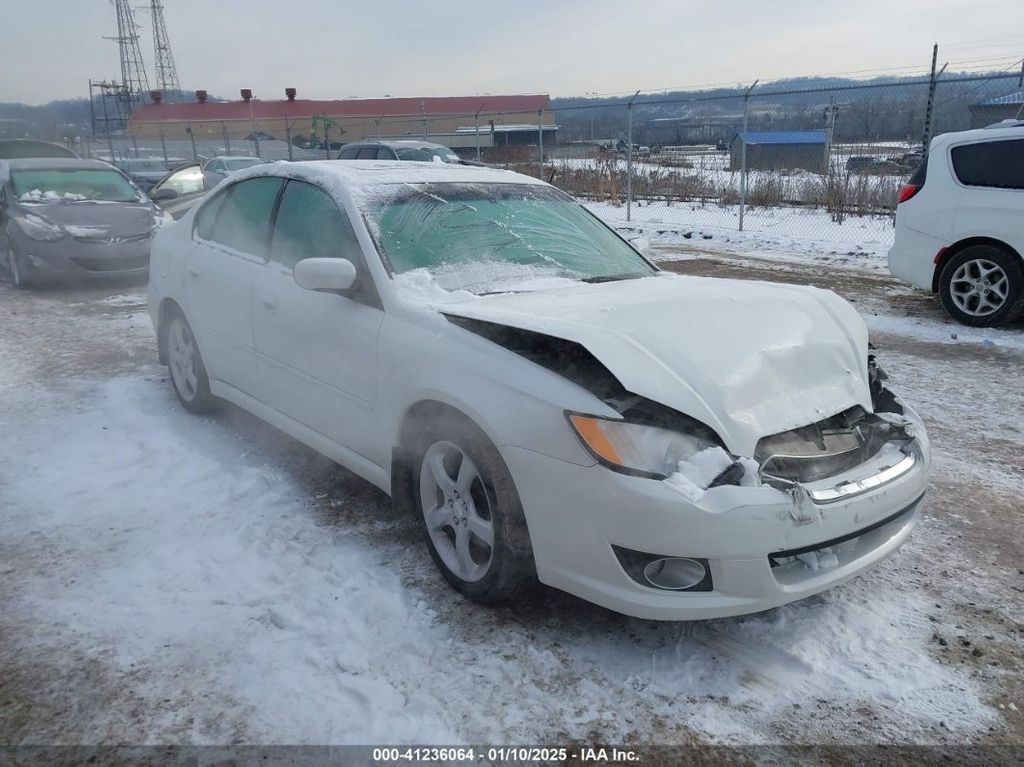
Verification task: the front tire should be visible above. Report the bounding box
[6,245,32,289]
[938,245,1023,327]
[412,413,535,603]
[163,311,218,414]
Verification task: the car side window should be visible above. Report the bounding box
[356,147,378,160]
[377,148,396,160]
[951,139,1024,190]
[194,190,228,240]
[207,177,283,258]
[338,147,359,159]
[270,180,360,269]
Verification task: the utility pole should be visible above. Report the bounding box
[626,90,640,222]
[921,44,947,158]
[421,100,427,140]
[738,79,758,232]
[823,97,839,173]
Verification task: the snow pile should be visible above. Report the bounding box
[18,188,87,203]
[391,263,583,304]
[390,268,478,305]
[63,224,109,238]
[664,447,760,501]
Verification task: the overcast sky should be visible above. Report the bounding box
[3,0,1024,104]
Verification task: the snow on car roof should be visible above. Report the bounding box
[227,159,547,192]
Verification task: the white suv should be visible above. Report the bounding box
[888,122,1024,326]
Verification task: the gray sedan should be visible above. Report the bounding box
[0,158,169,288]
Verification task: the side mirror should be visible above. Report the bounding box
[293,257,357,292]
[151,187,178,201]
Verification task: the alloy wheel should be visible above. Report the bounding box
[949,258,1009,318]
[167,317,199,401]
[418,440,495,583]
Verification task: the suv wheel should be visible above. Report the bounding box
[938,245,1024,327]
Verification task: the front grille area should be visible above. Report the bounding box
[71,254,149,272]
[755,406,912,485]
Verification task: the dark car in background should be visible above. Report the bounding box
[337,140,461,163]
[1,158,170,288]
[114,157,187,192]
[0,139,78,160]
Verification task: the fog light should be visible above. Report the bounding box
[643,557,707,590]
[612,545,712,592]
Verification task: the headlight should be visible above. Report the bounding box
[568,413,719,478]
[14,214,65,242]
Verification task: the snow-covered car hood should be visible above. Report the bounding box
[442,273,872,456]
[14,200,156,239]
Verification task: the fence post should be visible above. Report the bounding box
[158,124,168,165]
[626,90,639,222]
[738,80,758,232]
[221,121,231,156]
[538,109,544,179]
[475,106,483,161]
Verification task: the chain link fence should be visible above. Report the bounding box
[536,71,1023,260]
[81,67,1023,258]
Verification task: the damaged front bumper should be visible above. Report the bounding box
[503,403,930,621]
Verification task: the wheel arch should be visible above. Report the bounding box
[391,399,488,514]
[155,297,186,366]
[932,237,1021,293]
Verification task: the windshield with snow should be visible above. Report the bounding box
[12,169,143,203]
[365,183,655,293]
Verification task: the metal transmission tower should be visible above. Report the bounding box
[108,0,150,104]
[150,0,180,98]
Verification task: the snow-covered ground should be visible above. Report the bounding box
[589,200,895,271]
[2,269,1021,747]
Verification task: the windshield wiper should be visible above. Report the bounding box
[581,273,644,284]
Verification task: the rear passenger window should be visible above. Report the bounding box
[270,180,361,269]
[356,147,378,159]
[194,191,227,240]
[208,177,282,258]
[951,139,1024,190]
[338,147,359,159]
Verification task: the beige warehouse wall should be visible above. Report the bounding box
[131,111,556,142]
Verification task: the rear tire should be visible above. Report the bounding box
[411,411,535,604]
[163,309,218,414]
[938,245,1023,327]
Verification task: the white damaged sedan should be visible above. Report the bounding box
[148,160,930,620]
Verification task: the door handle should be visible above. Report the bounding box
[258,294,277,313]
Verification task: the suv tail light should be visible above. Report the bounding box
[897,183,921,204]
